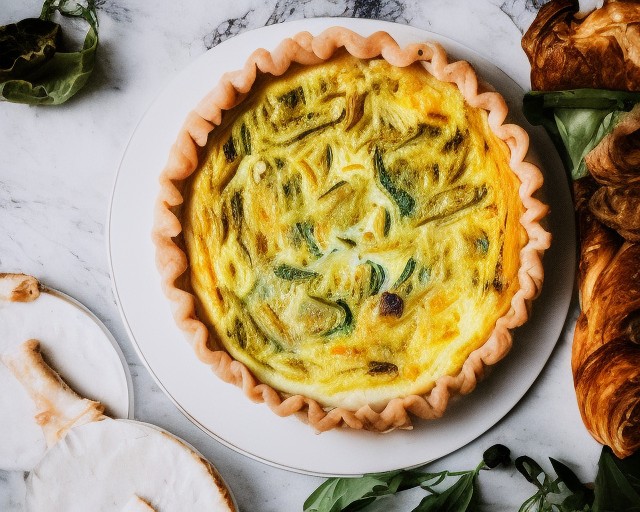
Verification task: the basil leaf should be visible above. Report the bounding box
[515,456,547,489]
[412,472,476,512]
[0,0,99,105]
[523,89,640,181]
[553,108,622,180]
[303,470,436,512]
[550,458,591,497]
[593,446,640,512]
[524,89,640,112]
[483,444,511,469]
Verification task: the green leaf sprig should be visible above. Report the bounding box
[303,444,510,512]
[515,455,593,512]
[304,445,640,512]
[0,0,99,105]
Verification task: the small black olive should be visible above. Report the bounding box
[379,292,404,318]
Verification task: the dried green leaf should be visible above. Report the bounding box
[0,0,99,105]
[0,18,59,80]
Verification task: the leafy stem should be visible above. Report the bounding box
[303,444,510,512]
[304,445,640,512]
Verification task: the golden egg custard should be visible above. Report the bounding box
[155,29,550,431]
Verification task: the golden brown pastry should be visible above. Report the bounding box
[524,0,640,457]
[585,104,640,242]
[573,177,640,459]
[522,0,640,91]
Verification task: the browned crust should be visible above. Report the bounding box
[572,177,640,458]
[0,273,41,302]
[152,27,551,432]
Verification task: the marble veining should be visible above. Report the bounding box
[495,0,548,33]
[0,1,603,511]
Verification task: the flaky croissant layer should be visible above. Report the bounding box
[573,179,640,458]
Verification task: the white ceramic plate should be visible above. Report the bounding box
[0,286,133,471]
[26,419,237,512]
[108,18,575,476]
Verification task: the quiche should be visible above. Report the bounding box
[153,28,551,431]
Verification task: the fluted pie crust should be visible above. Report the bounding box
[153,27,551,432]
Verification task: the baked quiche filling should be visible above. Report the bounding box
[183,53,526,409]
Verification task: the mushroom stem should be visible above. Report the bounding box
[1,339,105,447]
[0,273,40,302]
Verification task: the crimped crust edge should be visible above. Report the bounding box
[152,27,551,432]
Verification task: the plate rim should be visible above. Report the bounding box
[0,285,134,472]
[107,16,575,477]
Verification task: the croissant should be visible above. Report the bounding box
[522,0,640,91]
[585,104,640,242]
[572,177,640,458]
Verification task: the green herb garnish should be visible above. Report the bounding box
[374,147,416,217]
[296,221,323,258]
[515,455,593,511]
[366,260,386,296]
[304,445,640,511]
[393,258,416,288]
[303,444,509,512]
[0,0,99,105]
[318,180,347,199]
[274,264,318,281]
[322,299,353,337]
[383,208,391,236]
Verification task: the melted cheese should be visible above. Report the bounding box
[183,54,526,409]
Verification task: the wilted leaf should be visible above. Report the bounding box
[0,0,99,105]
[0,18,59,81]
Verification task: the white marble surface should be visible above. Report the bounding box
[0,0,602,511]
